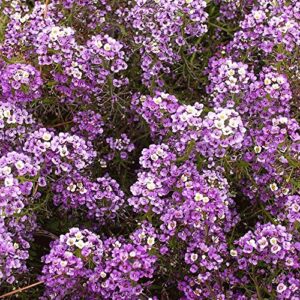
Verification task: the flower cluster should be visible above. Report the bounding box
[0,103,35,154]
[121,0,208,85]
[0,64,43,103]
[198,108,246,157]
[40,228,157,299]
[0,0,299,298]
[53,173,124,223]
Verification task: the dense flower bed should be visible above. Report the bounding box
[0,0,299,299]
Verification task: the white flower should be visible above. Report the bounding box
[75,232,83,240]
[270,237,278,245]
[95,40,103,48]
[100,272,107,278]
[67,183,76,192]
[253,10,263,20]
[13,243,19,250]
[181,175,188,182]
[3,110,11,118]
[202,196,209,203]
[4,177,14,187]
[66,237,76,246]
[50,26,61,40]
[257,237,268,249]
[222,126,233,135]
[129,251,136,258]
[75,240,85,249]
[185,181,193,189]
[270,183,278,192]
[103,43,111,51]
[248,239,257,248]
[72,68,82,79]
[215,120,225,129]
[254,146,262,153]
[230,249,238,257]
[146,181,156,191]
[194,193,203,202]
[15,160,24,170]
[59,146,69,157]
[79,187,87,194]
[264,78,271,85]
[279,117,288,124]
[153,97,162,104]
[276,283,287,294]
[277,76,285,84]
[2,166,11,175]
[147,237,155,246]
[282,188,289,195]
[65,251,73,258]
[156,148,164,157]
[167,221,177,230]
[271,244,281,254]
[150,154,159,161]
[229,118,239,128]
[227,69,235,76]
[190,253,198,262]
[42,132,52,141]
[292,203,300,213]
[60,260,68,267]
[238,68,246,76]
[140,95,147,102]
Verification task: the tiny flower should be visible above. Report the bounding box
[181,175,188,182]
[285,257,294,266]
[282,188,289,195]
[270,237,278,245]
[15,160,24,170]
[147,237,155,246]
[4,177,14,187]
[292,203,300,212]
[3,110,11,118]
[75,240,85,249]
[146,181,156,191]
[2,166,11,175]
[257,237,268,249]
[194,193,203,202]
[167,221,177,230]
[254,146,262,153]
[75,232,83,240]
[270,183,278,192]
[60,261,68,267]
[150,154,159,161]
[190,253,198,262]
[227,69,235,76]
[271,244,281,254]
[66,237,76,246]
[67,183,76,192]
[103,44,111,51]
[59,146,69,157]
[277,283,287,294]
[202,196,210,203]
[129,251,136,258]
[230,249,238,257]
[153,97,162,104]
[95,40,103,48]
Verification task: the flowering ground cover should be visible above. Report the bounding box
[0,0,299,299]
